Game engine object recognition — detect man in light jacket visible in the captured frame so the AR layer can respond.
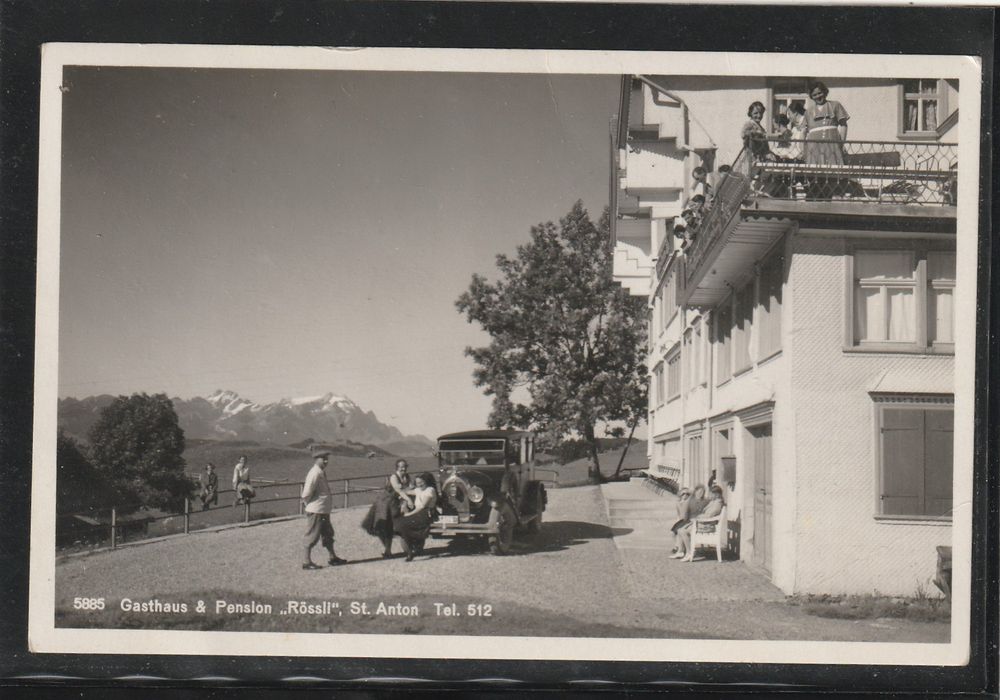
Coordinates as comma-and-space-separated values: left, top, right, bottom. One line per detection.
301, 449, 347, 570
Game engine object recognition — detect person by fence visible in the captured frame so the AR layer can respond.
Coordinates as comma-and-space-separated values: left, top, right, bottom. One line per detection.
232, 455, 255, 507
199, 463, 219, 510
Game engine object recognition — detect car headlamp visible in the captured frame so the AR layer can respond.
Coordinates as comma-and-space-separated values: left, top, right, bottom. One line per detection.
468, 486, 485, 503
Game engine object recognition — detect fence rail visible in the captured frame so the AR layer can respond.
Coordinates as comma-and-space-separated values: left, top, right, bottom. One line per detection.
56, 475, 387, 552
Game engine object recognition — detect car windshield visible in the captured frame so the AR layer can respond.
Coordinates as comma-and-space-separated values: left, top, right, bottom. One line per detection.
438, 439, 506, 466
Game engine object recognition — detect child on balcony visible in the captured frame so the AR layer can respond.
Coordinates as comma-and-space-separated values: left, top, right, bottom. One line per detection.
771, 113, 792, 152
690, 165, 711, 201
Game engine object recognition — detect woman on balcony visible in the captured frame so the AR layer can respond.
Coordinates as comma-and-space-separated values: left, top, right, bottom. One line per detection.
741, 101, 772, 162
804, 81, 850, 166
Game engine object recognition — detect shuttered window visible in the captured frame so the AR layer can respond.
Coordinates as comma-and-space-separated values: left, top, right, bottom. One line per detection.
714, 297, 732, 385
879, 405, 953, 517
666, 351, 681, 401
733, 281, 754, 373
757, 249, 784, 358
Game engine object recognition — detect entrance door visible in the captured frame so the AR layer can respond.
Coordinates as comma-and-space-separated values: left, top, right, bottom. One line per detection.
750, 424, 773, 573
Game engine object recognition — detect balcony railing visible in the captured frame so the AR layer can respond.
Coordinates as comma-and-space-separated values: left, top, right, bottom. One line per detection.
680, 147, 754, 283
751, 138, 958, 205
675, 139, 957, 287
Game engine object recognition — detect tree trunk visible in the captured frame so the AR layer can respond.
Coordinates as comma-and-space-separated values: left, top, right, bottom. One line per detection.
613, 417, 639, 477
584, 424, 602, 483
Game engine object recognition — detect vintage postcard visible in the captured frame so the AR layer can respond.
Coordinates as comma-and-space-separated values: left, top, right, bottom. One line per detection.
29, 44, 981, 666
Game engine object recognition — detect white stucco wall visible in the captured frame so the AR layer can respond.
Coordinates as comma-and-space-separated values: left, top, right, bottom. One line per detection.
788, 234, 954, 596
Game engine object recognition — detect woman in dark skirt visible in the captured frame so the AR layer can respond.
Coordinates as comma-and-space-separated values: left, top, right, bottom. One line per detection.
393, 472, 438, 562
362, 459, 414, 558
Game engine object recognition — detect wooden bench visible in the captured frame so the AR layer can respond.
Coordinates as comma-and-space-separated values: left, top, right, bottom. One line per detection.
684, 506, 728, 562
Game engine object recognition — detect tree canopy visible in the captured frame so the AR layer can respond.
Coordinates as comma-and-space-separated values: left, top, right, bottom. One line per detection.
88, 393, 193, 510
56, 430, 111, 514
456, 201, 647, 480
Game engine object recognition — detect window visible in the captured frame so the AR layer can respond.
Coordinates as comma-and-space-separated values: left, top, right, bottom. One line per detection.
647, 309, 654, 352
733, 282, 754, 373
714, 296, 732, 385
899, 79, 943, 135
682, 328, 693, 393
876, 400, 953, 518
694, 318, 707, 387
848, 247, 955, 353
770, 79, 809, 120
660, 268, 677, 332
653, 362, 665, 407
928, 252, 955, 346
757, 250, 784, 358
666, 351, 681, 401
854, 251, 916, 344
712, 426, 732, 479
686, 433, 704, 486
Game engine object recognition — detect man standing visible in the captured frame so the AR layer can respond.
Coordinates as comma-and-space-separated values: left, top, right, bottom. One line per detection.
301, 449, 347, 570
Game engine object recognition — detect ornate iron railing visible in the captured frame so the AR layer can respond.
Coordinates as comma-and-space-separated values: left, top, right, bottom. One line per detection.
681, 148, 753, 285
752, 138, 957, 205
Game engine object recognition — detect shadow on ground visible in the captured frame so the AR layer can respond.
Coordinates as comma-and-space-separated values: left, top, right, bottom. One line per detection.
426, 520, 628, 558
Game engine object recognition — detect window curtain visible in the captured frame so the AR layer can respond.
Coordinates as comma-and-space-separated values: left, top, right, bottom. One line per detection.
930, 289, 953, 344
887, 288, 915, 341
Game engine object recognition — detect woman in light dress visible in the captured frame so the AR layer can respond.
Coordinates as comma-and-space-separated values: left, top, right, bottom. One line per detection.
804, 81, 850, 165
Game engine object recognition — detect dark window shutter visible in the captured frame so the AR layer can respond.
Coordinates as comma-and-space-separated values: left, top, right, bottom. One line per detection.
923, 409, 954, 516
881, 409, 924, 515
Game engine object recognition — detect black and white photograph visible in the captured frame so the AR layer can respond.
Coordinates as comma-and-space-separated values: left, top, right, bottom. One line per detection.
28, 44, 980, 665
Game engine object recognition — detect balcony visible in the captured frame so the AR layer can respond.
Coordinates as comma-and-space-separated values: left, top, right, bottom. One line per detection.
675, 139, 958, 307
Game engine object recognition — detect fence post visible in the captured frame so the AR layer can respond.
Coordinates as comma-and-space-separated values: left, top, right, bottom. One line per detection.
343, 479, 350, 509
184, 498, 190, 534
110, 508, 117, 550
244, 500, 250, 524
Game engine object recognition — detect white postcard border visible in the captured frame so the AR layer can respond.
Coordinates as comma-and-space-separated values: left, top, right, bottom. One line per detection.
29, 44, 982, 666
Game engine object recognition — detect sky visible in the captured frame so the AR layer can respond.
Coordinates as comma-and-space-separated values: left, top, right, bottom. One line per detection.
58, 67, 620, 439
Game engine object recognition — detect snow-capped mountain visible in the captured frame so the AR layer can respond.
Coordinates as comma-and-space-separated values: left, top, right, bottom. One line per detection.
58, 390, 432, 452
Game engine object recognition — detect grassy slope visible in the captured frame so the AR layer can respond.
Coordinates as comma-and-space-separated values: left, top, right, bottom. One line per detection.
183, 439, 647, 486
184, 440, 438, 484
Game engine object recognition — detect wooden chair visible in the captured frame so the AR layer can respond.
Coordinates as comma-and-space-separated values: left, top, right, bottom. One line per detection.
684, 506, 728, 562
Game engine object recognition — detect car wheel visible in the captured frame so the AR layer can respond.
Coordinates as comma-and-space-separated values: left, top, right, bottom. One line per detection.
488, 501, 516, 555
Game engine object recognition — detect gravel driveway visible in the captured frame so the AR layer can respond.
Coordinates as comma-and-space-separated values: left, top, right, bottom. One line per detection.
55, 485, 948, 642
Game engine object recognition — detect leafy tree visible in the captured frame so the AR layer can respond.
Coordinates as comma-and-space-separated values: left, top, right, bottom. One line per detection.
56, 430, 111, 514
456, 201, 648, 481
88, 393, 193, 511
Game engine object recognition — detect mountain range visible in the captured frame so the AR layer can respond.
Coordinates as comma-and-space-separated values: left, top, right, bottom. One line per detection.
57, 390, 434, 456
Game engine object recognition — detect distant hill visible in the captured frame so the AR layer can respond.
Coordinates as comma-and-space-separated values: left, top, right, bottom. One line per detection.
57, 389, 434, 450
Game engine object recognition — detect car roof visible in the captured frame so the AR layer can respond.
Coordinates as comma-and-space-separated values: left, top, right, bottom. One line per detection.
437, 429, 533, 441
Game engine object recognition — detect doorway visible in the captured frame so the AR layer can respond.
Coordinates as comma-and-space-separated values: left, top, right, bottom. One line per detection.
750, 423, 773, 573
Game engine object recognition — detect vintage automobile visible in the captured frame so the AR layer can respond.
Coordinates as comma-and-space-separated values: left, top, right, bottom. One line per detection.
429, 430, 547, 554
